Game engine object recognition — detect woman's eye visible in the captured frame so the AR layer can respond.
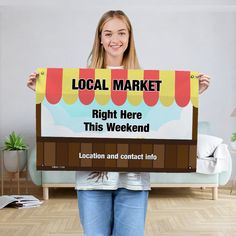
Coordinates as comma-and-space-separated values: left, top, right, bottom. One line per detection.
105, 33, 112, 37
119, 32, 126, 36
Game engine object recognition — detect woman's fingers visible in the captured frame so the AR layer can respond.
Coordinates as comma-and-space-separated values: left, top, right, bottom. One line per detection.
29, 75, 36, 79
199, 78, 210, 84
27, 72, 38, 91
27, 79, 35, 88
198, 74, 211, 94
29, 72, 39, 79
197, 74, 211, 83
200, 81, 209, 87
27, 78, 35, 84
196, 73, 210, 79
199, 78, 210, 85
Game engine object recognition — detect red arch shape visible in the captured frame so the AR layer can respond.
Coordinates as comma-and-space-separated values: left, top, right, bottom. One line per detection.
111, 69, 127, 106
143, 70, 159, 106
46, 68, 63, 104
79, 68, 95, 105
175, 71, 190, 107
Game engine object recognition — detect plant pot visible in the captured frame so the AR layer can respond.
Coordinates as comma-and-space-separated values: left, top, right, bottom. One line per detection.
230, 142, 236, 151
3, 150, 27, 172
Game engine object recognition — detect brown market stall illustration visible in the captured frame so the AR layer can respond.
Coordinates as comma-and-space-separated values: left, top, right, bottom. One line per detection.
36, 68, 198, 172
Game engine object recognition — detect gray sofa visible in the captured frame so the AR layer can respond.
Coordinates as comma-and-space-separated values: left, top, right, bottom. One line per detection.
28, 150, 231, 200
28, 122, 231, 200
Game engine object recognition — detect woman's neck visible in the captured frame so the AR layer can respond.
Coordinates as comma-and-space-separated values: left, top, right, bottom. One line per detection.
105, 55, 123, 67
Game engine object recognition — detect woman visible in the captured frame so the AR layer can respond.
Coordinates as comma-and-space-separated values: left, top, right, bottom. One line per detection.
27, 10, 210, 236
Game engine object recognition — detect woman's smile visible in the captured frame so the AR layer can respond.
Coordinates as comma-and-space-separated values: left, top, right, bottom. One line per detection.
110, 44, 123, 50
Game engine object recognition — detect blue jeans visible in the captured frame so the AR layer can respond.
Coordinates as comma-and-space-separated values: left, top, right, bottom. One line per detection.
77, 188, 149, 236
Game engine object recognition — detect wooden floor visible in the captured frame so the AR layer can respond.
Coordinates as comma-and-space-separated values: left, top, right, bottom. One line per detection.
1, 186, 236, 236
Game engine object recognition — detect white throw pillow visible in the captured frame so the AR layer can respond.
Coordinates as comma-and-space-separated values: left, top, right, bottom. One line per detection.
197, 134, 223, 158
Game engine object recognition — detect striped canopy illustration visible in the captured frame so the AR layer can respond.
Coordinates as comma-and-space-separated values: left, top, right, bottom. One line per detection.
36, 68, 198, 107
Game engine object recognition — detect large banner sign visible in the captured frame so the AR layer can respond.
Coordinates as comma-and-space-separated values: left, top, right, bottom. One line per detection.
36, 68, 198, 172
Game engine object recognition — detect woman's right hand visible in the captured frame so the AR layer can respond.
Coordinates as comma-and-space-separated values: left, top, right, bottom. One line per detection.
27, 72, 39, 91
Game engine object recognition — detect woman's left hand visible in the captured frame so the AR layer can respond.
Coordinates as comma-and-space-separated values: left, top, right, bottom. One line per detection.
197, 74, 211, 94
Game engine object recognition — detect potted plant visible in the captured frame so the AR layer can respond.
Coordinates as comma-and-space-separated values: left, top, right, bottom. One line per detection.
230, 132, 236, 150
2, 131, 28, 172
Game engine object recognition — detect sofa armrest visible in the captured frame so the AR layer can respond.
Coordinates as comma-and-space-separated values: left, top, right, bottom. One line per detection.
28, 147, 42, 186
218, 153, 232, 186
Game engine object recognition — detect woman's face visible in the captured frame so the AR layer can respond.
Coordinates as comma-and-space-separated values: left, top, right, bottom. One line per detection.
101, 17, 129, 60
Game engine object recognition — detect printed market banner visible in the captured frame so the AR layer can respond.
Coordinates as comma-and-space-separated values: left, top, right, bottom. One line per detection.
36, 68, 198, 172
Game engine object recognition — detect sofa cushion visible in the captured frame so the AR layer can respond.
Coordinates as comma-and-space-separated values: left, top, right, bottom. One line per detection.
42, 171, 76, 184
150, 173, 218, 184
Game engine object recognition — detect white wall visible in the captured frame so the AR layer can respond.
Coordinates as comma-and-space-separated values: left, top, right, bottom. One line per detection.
0, 0, 236, 174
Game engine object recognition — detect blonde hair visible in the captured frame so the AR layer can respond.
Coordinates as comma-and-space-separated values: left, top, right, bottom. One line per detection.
87, 10, 140, 69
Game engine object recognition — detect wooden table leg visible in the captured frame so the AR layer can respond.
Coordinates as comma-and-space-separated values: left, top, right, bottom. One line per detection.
1, 151, 3, 195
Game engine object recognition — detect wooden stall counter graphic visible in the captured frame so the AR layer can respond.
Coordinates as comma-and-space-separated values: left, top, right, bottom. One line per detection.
36, 68, 198, 172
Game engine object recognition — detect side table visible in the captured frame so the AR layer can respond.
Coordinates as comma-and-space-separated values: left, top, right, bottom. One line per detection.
230, 150, 236, 194
1, 150, 29, 195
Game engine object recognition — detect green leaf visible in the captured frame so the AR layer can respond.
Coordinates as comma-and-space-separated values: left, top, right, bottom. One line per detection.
3, 131, 28, 151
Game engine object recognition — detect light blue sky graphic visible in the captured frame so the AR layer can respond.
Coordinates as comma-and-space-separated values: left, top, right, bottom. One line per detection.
42, 98, 183, 134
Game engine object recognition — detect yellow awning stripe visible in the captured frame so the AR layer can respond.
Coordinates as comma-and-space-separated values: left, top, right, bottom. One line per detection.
159, 70, 175, 107
62, 68, 80, 105
95, 69, 111, 105
190, 71, 199, 108
36, 68, 47, 104
127, 70, 143, 106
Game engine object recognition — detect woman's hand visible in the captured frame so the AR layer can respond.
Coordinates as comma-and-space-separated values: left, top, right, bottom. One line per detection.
197, 73, 210, 94
27, 72, 39, 91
